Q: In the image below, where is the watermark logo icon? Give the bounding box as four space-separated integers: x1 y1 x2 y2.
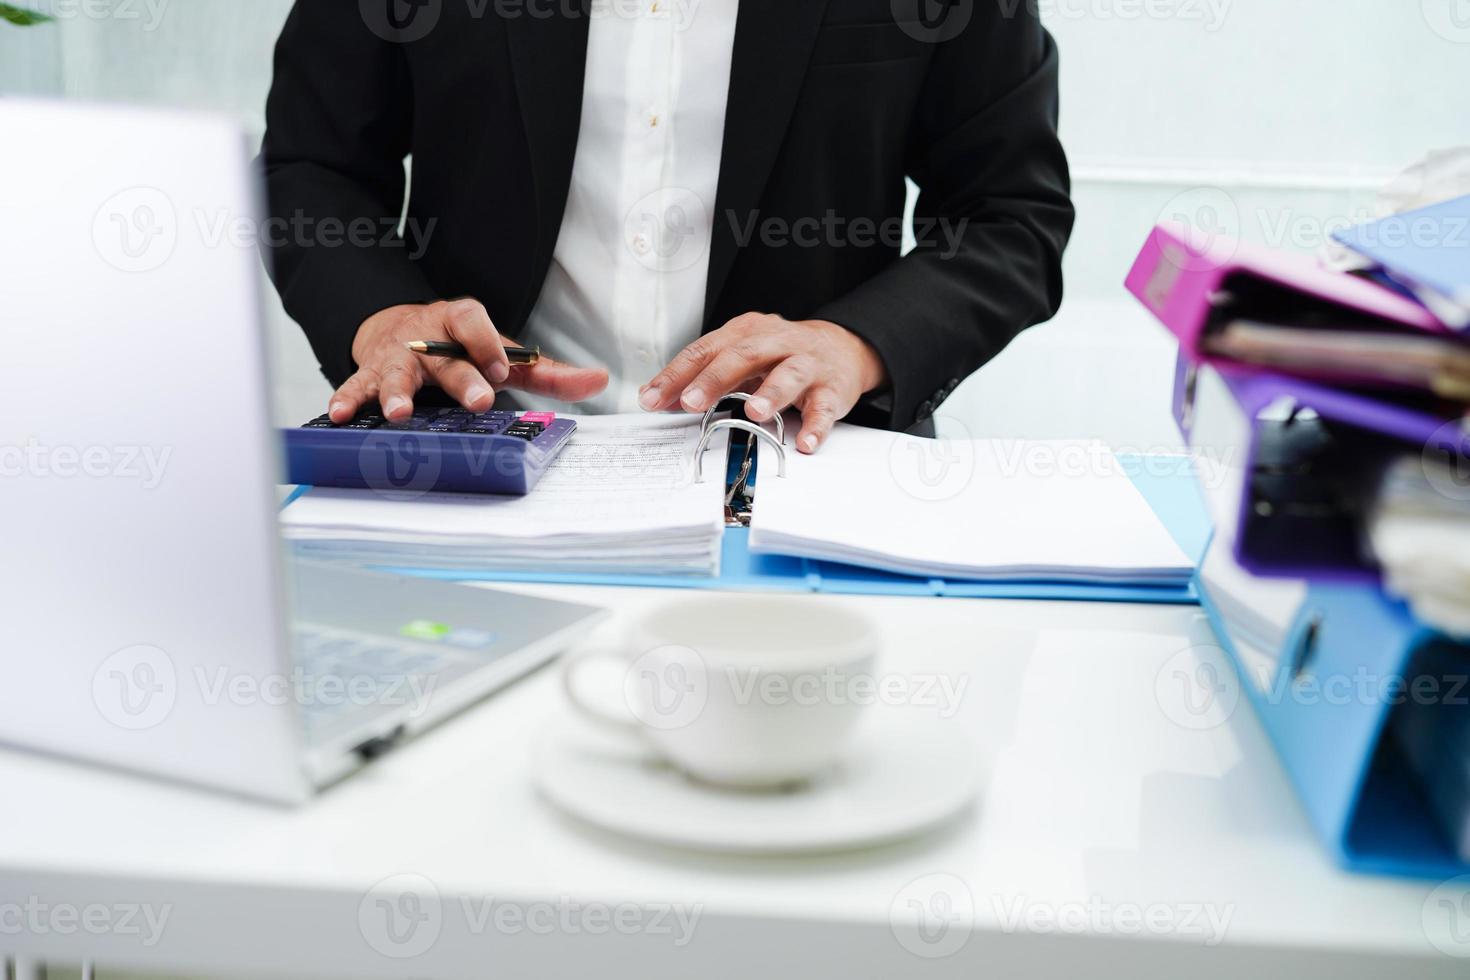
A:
359 873 443 958
1154 643 1240 731
1422 874 1470 957
1156 186 1241 273
625 187 708 273
887 419 975 502
890 873 974 958
625 645 709 731
1422 420 1470 502
892 0 973 44
1423 0 1470 43
93 187 177 273
93 644 177 730
357 431 443 499
360 0 443 42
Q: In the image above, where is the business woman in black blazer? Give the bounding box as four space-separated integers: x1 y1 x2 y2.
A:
260 0 1073 451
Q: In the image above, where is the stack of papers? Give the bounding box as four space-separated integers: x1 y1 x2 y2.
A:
1204 318 1470 401
282 415 727 577
1368 455 1470 637
747 426 1193 584
1197 540 1306 654
1197 536 1307 690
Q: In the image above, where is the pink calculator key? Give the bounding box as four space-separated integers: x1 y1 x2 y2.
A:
519 412 556 424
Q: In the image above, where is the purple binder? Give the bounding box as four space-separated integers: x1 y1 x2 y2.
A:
1174 358 1470 580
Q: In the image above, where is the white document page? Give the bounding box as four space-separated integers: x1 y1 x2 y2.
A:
281 414 728 575
748 424 1193 583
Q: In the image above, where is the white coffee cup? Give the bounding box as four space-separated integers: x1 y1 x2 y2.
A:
560 596 879 788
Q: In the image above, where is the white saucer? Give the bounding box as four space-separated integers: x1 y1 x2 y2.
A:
531 712 980 854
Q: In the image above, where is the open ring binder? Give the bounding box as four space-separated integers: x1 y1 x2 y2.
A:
694 418 787 483
693 396 789 491
326 391 1210 610
700 392 785 446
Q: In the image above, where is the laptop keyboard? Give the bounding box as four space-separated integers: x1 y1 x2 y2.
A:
292 625 466 735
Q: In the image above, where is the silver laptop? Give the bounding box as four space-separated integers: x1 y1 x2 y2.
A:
0 99 606 804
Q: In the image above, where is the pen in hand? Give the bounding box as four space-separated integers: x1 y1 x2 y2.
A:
405 340 542 365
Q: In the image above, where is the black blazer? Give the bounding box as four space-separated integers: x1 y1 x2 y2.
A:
259 0 1074 430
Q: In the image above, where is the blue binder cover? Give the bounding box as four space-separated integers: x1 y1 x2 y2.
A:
1198 543 1470 878
1332 194 1470 323
305 452 1211 604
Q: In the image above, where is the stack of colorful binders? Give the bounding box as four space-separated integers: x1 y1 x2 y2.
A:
1127 220 1470 878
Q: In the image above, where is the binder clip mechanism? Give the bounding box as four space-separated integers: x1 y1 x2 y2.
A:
693 394 788 527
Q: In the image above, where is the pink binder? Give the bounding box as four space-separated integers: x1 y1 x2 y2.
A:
1125 222 1448 380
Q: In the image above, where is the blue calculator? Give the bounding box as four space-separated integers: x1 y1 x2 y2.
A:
282 408 576 496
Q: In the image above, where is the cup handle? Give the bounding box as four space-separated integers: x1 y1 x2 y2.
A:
559 645 641 733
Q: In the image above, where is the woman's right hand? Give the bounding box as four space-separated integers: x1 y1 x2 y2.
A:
327 298 609 422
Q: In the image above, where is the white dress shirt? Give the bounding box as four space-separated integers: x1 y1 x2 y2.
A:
521 0 739 414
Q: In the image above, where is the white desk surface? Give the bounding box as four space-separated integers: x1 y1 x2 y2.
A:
1 585 1464 979
3 304 1465 977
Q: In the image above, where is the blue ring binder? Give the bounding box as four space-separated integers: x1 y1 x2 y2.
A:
1199 558 1470 878
1182 354 1470 878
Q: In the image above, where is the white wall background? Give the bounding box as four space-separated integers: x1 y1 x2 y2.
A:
4 0 1469 440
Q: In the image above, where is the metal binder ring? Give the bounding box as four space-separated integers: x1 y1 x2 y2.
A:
699 393 784 446
695 419 788 483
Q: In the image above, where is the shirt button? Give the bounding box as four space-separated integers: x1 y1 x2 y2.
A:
631 233 651 255
636 348 653 363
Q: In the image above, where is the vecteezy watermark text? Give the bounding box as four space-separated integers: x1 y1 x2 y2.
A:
45 0 171 30
360 0 704 43
357 873 703 959
725 667 969 718
93 185 438 274
193 665 439 717
992 895 1235 946
1000 0 1232 32
621 648 971 731
1 439 171 489
92 645 441 732
196 209 438 262
1156 641 1470 733
726 210 968 260
0 897 172 947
